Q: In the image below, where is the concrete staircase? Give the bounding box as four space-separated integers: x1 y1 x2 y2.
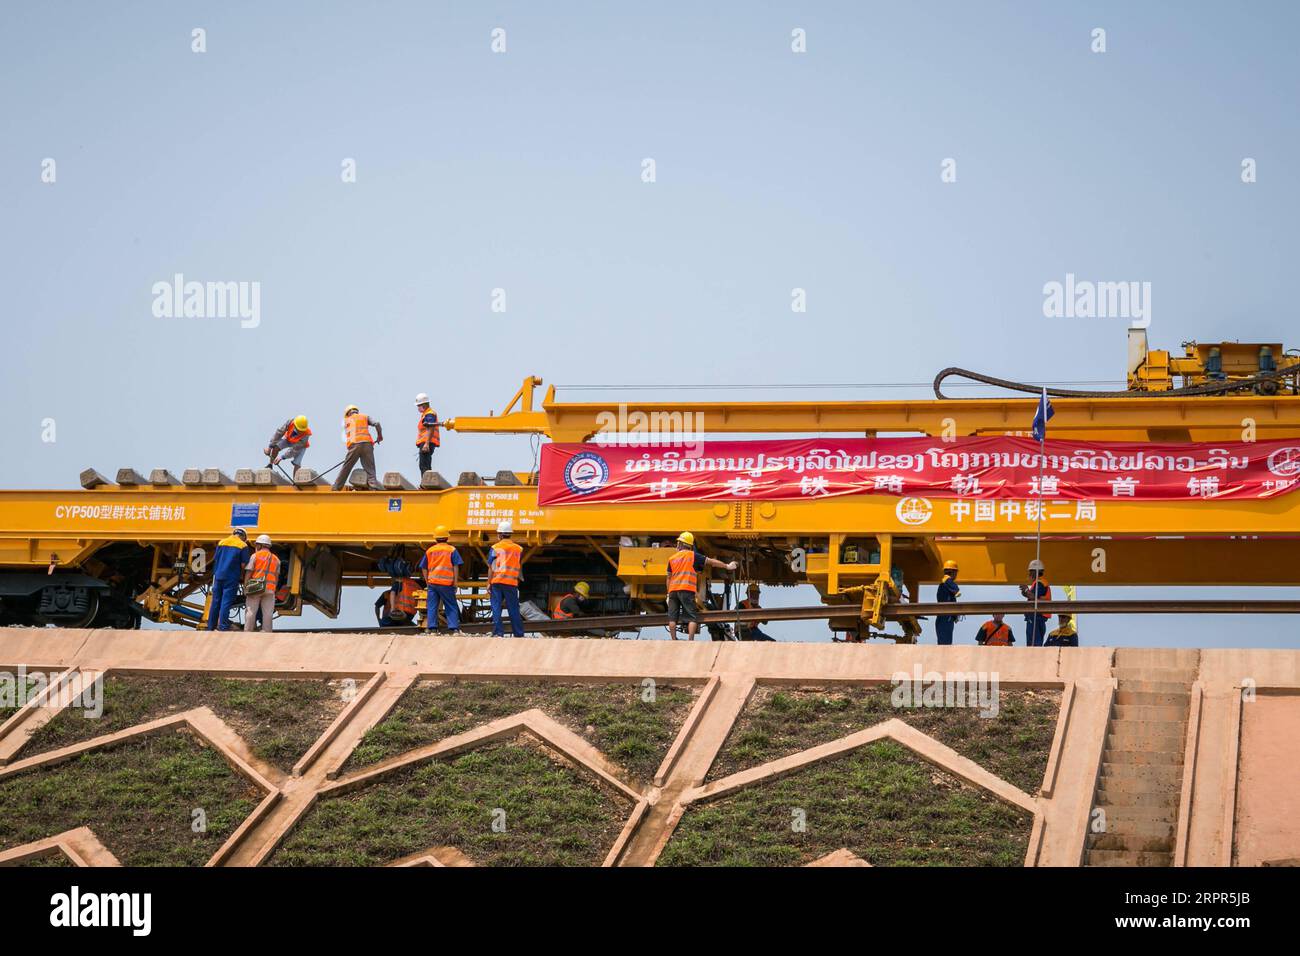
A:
1085 649 1200 867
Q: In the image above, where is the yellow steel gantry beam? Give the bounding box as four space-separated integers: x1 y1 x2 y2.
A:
447 377 1300 442
4 484 1300 587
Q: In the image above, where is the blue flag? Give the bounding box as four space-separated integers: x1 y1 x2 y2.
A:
1031 388 1054 443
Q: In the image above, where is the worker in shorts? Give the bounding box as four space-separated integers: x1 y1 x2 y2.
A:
666 532 738 641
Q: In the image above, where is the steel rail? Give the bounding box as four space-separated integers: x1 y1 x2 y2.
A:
272 599 1300 635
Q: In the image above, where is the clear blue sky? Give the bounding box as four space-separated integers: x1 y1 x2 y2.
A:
3 1 1298 645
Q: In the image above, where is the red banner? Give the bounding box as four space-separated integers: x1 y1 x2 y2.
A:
539 437 1300 505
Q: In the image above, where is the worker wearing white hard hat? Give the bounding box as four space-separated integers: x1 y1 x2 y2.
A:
420 525 463 635
1019 559 1052 647
414 393 441 478
331 404 384 492
243 534 281 633
488 520 525 637
264 415 313 472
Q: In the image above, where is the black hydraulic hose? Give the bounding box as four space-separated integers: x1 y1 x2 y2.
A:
932 365 1300 400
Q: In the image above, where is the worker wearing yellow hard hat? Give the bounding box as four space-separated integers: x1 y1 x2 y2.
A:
332 404 384 491
553 581 593 621
420 524 462 634
935 559 961 646
265 415 313 473
667 532 738 641
414 392 442 478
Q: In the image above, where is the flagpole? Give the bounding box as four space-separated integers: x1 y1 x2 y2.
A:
1031 388 1046 643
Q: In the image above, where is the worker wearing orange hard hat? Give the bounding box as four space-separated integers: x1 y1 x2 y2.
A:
935 559 960 646
331 404 384 491
264 415 312 472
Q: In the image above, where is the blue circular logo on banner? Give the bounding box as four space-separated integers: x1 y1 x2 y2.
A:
564 452 609 495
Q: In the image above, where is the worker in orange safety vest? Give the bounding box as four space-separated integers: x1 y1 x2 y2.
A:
243 534 281 633
414 393 441 477
264 415 312 471
666 531 738 642
488 521 525 637
331 404 384 491
974 612 1015 646
420 525 463 634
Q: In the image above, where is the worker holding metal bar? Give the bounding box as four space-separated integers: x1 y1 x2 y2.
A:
488 521 525 637
332 404 384 491
420 525 462 634
207 528 249 632
736 584 776 641
413 393 441 476
935 560 960 645
243 534 280 632
264 415 312 471
1020 560 1052 647
666 532 738 642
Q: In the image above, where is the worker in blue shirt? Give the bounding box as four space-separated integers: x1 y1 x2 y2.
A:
1020 559 1053 647
207 528 249 631
935 559 960 645
419 525 463 634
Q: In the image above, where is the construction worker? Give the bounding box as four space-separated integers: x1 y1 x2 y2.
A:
488 520 525 637
666 532 738 641
974 612 1015 646
264 415 312 471
553 581 595 621
1019 559 1052 647
935 560 960 646
736 583 776 642
331 405 384 491
703 590 735 642
1045 614 1079 647
420 525 462 634
375 576 420 627
243 534 280 632
414 393 441 476
207 528 249 631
